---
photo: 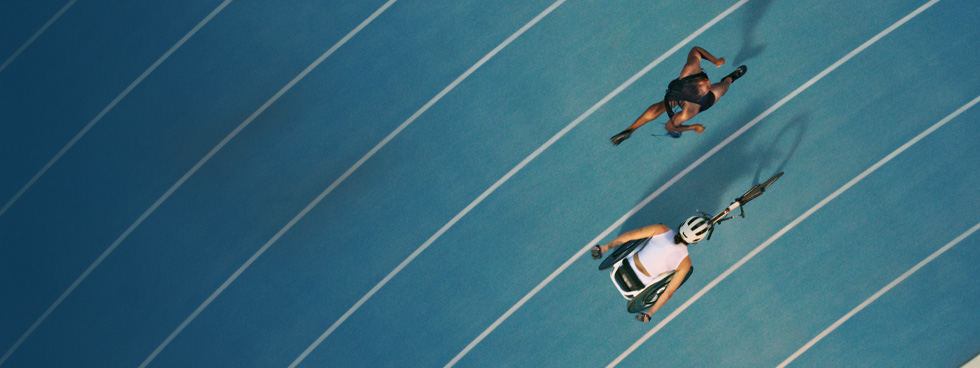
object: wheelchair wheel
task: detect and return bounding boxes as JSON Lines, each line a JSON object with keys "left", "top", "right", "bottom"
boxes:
{"left": 598, "top": 238, "right": 649, "bottom": 271}
{"left": 738, "top": 172, "right": 783, "bottom": 204}
{"left": 626, "top": 266, "right": 693, "bottom": 313}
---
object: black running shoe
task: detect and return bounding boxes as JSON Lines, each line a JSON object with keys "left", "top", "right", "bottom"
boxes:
{"left": 610, "top": 129, "right": 633, "bottom": 145}
{"left": 724, "top": 65, "right": 747, "bottom": 83}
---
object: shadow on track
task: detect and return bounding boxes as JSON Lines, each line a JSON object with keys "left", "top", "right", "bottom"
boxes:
{"left": 731, "top": 0, "right": 775, "bottom": 65}
{"left": 619, "top": 101, "right": 808, "bottom": 240}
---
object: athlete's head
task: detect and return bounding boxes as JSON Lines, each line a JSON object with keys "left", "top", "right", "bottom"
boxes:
{"left": 676, "top": 216, "right": 710, "bottom": 244}
{"left": 682, "top": 76, "right": 710, "bottom": 98}
{"left": 681, "top": 82, "right": 704, "bottom": 100}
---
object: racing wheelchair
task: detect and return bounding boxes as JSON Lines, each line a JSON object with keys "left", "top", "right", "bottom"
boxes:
{"left": 599, "top": 172, "right": 783, "bottom": 313}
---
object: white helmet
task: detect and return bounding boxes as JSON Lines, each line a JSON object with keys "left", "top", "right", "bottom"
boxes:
{"left": 678, "top": 216, "right": 710, "bottom": 244}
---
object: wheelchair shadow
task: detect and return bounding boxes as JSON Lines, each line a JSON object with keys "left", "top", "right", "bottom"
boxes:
{"left": 619, "top": 103, "right": 808, "bottom": 240}
{"left": 751, "top": 111, "right": 807, "bottom": 186}
{"left": 731, "top": 0, "right": 775, "bottom": 66}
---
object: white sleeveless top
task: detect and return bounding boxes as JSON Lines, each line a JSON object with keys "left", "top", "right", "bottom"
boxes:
{"left": 627, "top": 229, "right": 689, "bottom": 285}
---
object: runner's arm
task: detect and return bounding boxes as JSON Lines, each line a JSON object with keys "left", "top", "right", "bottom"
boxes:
{"left": 690, "top": 46, "right": 725, "bottom": 67}
{"left": 665, "top": 108, "right": 705, "bottom": 134}
{"left": 680, "top": 46, "right": 725, "bottom": 77}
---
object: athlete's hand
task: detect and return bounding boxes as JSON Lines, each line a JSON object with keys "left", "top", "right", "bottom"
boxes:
{"left": 635, "top": 312, "right": 651, "bottom": 322}
{"left": 712, "top": 57, "right": 726, "bottom": 67}
{"left": 693, "top": 124, "right": 705, "bottom": 134}
{"left": 591, "top": 245, "right": 603, "bottom": 260}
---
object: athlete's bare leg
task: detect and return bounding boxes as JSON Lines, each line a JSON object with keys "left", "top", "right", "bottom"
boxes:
{"left": 610, "top": 101, "right": 667, "bottom": 145}
{"left": 709, "top": 65, "right": 747, "bottom": 103}
{"left": 627, "top": 101, "right": 667, "bottom": 131}
{"left": 709, "top": 79, "right": 731, "bottom": 101}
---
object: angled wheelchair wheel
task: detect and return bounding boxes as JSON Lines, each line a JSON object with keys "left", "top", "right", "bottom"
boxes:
{"left": 626, "top": 266, "right": 694, "bottom": 313}
{"left": 738, "top": 172, "right": 783, "bottom": 204}
{"left": 598, "top": 238, "right": 649, "bottom": 271}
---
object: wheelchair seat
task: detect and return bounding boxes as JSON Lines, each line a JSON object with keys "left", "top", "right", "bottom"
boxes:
{"left": 613, "top": 258, "right": 646, "bottom": 292}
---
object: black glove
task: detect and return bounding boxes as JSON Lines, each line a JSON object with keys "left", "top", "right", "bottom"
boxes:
{"left": 591, "top": 245, "right": 603, "bottom": 260}
{"left": 610, "top": 129, "right": 633, "bottom": 145}
{"left": 635, "top": 312, "right": 651, "bottom": 322}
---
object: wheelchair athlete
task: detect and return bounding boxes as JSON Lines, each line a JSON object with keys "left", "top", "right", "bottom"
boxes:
{"left": 591, "top": 217, "right": 709, "bottom": 322}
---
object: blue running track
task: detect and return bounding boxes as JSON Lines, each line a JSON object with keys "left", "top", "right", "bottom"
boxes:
{"left": 1, "top": 0, "right": 979, "bottom": 366}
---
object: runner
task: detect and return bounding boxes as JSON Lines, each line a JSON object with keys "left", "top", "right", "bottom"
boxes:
{"left": 610, "top": 46, "right": 746, "bottom": 144}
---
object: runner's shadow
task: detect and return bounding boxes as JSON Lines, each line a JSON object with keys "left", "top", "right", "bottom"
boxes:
{"left": 731, "top": 0, "right": 775, "bottom": 65}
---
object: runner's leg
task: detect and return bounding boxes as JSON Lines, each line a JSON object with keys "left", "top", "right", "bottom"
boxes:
{"left": 627, "top": 101, "right": 667, "bottom": 131}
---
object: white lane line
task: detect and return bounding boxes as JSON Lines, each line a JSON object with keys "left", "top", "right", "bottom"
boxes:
{"left": 0, "top": 1, "right": 393, "bottom": 367}
{"left": 777, "top": 220, "right": 980, "bottom": 368}
{"left": 610, "top": 45, "right": 968, "bottom": 368}
{"left": 286, "top": 1, "right": 576, "bottom": 366}
{"left": 0, "top": 0, "right": 235, "bottom": 365}
{"left": 0, "top": 0, "right": 233, "bottom": 218}
{"left": 132, "top": 2, "right": 399, "bottom": 367}
{"left": 290, "top": 0, "right": 570, "bottom": 236}
{"left": 450, "top": 1, "right": 945, "bottom": 366}
{"left": 0, "top": 0, "right": 77, "bottom": 74}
